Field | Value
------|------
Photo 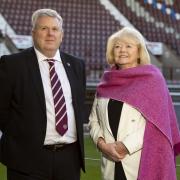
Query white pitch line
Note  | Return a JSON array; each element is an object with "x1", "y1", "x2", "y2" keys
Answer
[{"x1": 85, "y1": 157, "x2": 100, "y2": 161}]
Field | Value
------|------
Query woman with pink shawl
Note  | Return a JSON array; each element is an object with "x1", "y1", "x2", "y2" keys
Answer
[{"x1": 89, "y1": 27, "x2": 180, "y2": 180}]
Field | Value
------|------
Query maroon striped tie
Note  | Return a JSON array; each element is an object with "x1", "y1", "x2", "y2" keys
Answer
[{"x1": 47, "y1": 59, "x2": 68, "y2": 136}]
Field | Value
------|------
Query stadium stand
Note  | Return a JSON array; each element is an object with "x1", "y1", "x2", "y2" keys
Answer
[
  {"x1": 0, "y1": 0, "x2": 122, "y2": 83},
  {"x1": 110, "y1": 0, "x2": 180, "y2": 55},
  {"x1": 0, "y1": 0, "x2": 180, "y2": 123}
]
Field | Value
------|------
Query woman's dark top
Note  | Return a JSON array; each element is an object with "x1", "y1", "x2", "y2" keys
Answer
[{"x1": 108, "y1": 99, "x2": 127, "y2": 180}]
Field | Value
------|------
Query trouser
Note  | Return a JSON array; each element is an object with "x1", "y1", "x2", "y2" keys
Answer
[{"x1": 7, "y1": 142, "x2": 80, "y2": 180}]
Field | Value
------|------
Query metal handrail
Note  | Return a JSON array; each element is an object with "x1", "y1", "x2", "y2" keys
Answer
[{"x1": 170, "y1": 92, "x2": 180, "y2": 96}]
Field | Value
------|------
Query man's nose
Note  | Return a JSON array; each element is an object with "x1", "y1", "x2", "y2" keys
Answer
[{"x1": 47, "y1": 29, "x2": 54, "y2": 35}]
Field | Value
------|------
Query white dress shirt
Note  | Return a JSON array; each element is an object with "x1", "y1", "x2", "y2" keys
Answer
[{"x1": 34, "y1": 48, "x2": 77, "y2": 145}]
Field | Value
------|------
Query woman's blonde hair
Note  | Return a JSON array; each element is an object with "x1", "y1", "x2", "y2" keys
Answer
[{"x1": 106, "y1": 27, "x2": 151, "y2": 65}]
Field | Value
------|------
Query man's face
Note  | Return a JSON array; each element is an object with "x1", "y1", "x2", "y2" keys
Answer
[{"x1": 32, "y1": 16, "x2": 63, "y2": 57}]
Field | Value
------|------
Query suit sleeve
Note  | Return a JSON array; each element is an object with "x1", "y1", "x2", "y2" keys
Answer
[
  {"x1": 81, "y1": 60, "x2": 86, "y2": 96},
  {"x1": 89, "y1": 97, "x2": 104, "y2": 145},
  {"x1": 0, "y1": 56, "x2": 12, "y2": 131},
  {"x1": 78, "y1": 59, "x2": 86, "y2": 123}
]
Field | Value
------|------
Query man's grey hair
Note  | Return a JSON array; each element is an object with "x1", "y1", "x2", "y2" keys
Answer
[{"x1": 32, "y1": 9, "x2": 63, "y2": 30}]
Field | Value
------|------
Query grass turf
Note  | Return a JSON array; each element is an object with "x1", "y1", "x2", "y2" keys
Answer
[{"x1": 0, "y1": 136, "x2": 180, "y2": 179}]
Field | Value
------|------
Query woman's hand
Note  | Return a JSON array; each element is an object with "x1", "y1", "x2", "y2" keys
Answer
[
  {"x1": 97, "y1": 138, "x2": 122, "y2": 162},
  {"x1": 115, "y1": 141, "x2": 129, "y2": 159}
]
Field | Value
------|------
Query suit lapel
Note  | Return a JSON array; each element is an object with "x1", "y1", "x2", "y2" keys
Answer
[
  {"x1": 60, "y1": 52, "x2": 77, "y2": 100},
  {"x1": 101, "y1": 98, "x2": 114, "y2": 136},
  {"x1": 26, "y1": 48, "x2": 46, "y2": 114}
]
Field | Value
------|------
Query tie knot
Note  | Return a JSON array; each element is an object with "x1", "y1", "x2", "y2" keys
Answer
[{"x1": 46, "y1": 59, "x2": 55, "y2": 67}]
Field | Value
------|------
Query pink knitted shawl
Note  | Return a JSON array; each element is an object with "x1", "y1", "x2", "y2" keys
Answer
[{"x1": 96, "y1": 65, "x2": 180, "y2": 180}]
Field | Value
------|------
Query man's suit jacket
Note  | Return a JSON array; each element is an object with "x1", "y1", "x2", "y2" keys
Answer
[
  {"x1": 0, "y1": 47, "x2": 86, "y2": 173},
  {"x1": 89, "y1": 97, "x2": 146, "y2": 180}
]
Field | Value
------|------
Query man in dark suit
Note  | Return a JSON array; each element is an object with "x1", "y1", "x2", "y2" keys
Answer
[{"x1": 0, "y1": 8, "x2": 86, "y2": 180}]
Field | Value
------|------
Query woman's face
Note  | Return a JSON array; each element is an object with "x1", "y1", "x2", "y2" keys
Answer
[{"x1": 113, "y1": 39, "x2": 140, "y2": 69}]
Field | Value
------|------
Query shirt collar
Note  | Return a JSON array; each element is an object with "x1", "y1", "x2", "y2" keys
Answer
[{"x1": 34, "y1": 47, "x2": 62, "y2": 62}]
